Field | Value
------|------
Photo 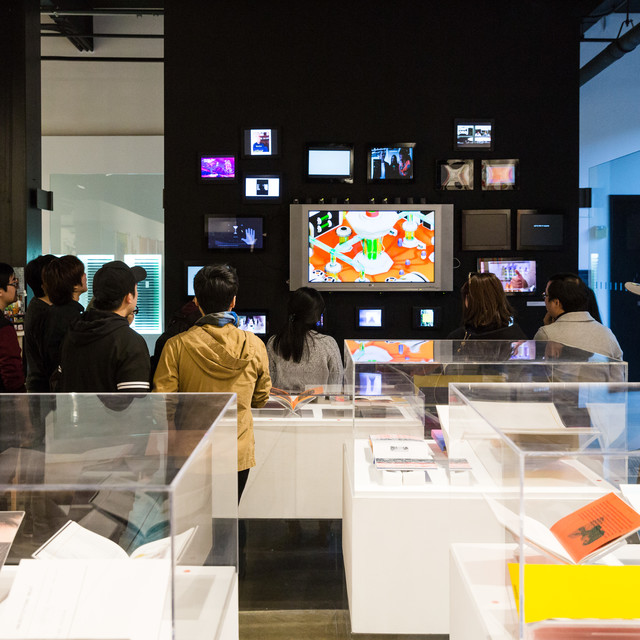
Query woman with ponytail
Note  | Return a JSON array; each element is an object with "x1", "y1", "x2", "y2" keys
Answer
[{"x1": 267, "y1": 287, "x2": 343, "y2": 391}]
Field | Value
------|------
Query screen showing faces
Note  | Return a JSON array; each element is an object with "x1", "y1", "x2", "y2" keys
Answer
[
  {"x1": 307, "y1": 209, "x2": 435, "y2": 285},
  {"x1": 478, "y1": 258, "x2": 537, "y2": 294},
  {"x1": 244, "y1": 175, "x2": 281, "y2": 201},
  {"x1": 368, "y1": 144, "x2": 415, "y2": 181},
  {"x1": 243, "y1": 128, "x2": 279, "y2": 157},
  {"x1": 455, "y1": 120, "x2": 493, "y2": 149},
  {"x1": 205, "y1": 216, "x2": 263, "y2": 249},
  {"x1": 187, "y1": 265, "x2": 204, "y2": 296},
  {"x1": 357, "y1": 308, "x2": 383, "y2": 328},
  {"x1": 307, "y1": 146, "x2": 353, "y2": 181},
  {"x1": 200, "y1": 155, "x2": 236, "y2": 180},
  {"x1": 237, "y1": 312, "x2": 267, "y2": 335}
]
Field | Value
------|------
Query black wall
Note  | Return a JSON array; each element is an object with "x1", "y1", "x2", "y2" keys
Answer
[{"x1": 164, "y1": 1, "x2": 581, "y2": 345}]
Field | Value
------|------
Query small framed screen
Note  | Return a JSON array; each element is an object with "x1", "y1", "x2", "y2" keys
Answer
[
  {"x1": 236, "y1": 310, "x2": 268, "y2": 335},
  {"x1": 367, "y1": 143, "x2": 415, "y2": 182},
  {"x1": 477, "y1": 257, "x2": 537, "y2": 294},
  {"x1": 461, "y1": 209, "x2": 511, "y2": 251},
  {"x1": 242, "y1": 128, "x2": 279, "y2": 157},
  {"x1": 200, "y1": 154, "x2": 236, "y2": 182},
  {"x1": 412, "y1": 306, "x2": 441, "y2": 329},
  {"x1": 307, "y1": 144, "x2": 354, "y2": 183},
  {"x1": 481, "y1": 159, "x2": 519, "y2": 190},
  {"x1": 517, "y1": 210, "x2": 564, "y2": 250},
  {"x1": 205, "y1": 216, "x2": 264, "y2": 250},
  {"x1": 356, "y1": 307, "x2": 384, "y2": 328},
  {"x1": 454, "y1": 119, "x2": 494, "y2": 150},
  {"x1": 244, "y1": 174, "x2": 281, "y2": 202},
  {"x1": 186, "y1": 264, "x2": 204, "y2": 296},
  {"x1": 358, "y1": 372, "x2": 382, "y2": 396}
]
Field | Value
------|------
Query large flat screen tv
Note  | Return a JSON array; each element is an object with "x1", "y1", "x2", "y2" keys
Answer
[{"x1": 289, "y1": 204, "x2": 454, "y2": 292}]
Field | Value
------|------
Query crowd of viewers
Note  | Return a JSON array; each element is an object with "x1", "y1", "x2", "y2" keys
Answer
[{"x1": 0, "y1": 256, "x2": 624, "y2": 496}]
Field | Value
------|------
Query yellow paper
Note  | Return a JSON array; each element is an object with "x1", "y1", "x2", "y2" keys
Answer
[{"x1": 508, "y1": 563, "x2": 640, "y2": 623}]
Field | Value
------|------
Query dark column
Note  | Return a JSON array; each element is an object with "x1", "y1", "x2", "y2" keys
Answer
[{"x1": 0, "y1": 0, "x2": 42, "y2": 266}]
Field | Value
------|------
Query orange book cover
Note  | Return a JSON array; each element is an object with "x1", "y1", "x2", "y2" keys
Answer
[
  {"x1": 549, "y1": 492, "x2": 640, "y2": 563},
  {"x1": 268, "y1": 386, "x2": 324, "y2": 411}
]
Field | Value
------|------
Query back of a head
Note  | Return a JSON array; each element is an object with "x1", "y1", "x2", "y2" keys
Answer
[
  {"x1": 547, "y1": 273, "x2": 589, "y2": 313},
  {"x1": 43, "y1": 255, "x2": 85, "y2": 306},
  {"x1": 462, "y1": 272, "x2": 513, "y2": 328},
  {"x1": 25, "y1": 254, "x2": 55, "y2": 298},
  {"x1": 92, "y1": 260, "x2": 146, "y2": 312},
  {"x1": 193, "y1": 264, "x2": 239, "y2": 314},
  {"x1": 0, "y1": 262, "x2": 14, "y2": 291}
]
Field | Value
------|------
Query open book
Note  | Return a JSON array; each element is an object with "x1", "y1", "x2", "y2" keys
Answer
[
  {"x1": 33, "y1": 519, "x2": 196, "y2": 561},
  {"x1": 369, "y1": 434, "x2": 435, "y2": 470},
  {"x1": 268, "y1": 386, "x2": 324, "y2": 413},
  {"x1": 487, "y1": 493, "x2": 640, "y2": 564}
]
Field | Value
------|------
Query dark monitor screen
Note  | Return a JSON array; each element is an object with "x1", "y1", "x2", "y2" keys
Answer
[
  {"x1": 461, "y1": 210, "x2": 511, "y2": 251},
  {"x1": 357, "y1": 307, "x2": 384, "y2": 328},
  {"x1": 367, "y1": 143, "x2": 415, "y2": 182},
  {"x1": 200, "y1": 155, "x2": 236, "y2": 181},
  {"x1": 455, "y1": 119, "x2": 494, "y2": 149},
  {"x1": 517, "y1": 211, "x2": 564, "y2": 250},
  {"x1": 477, "y1": 258, "x2": 537, "y2": 294},
  {"x1": 242, "y1": 128, "x2": 279, "y2": 157},
  {"x1": 205, "y1": 216, "x2": 264, "y2": 250},
  {"x1": 307, "y1": 145, "x2": 354, "y2": 183}
]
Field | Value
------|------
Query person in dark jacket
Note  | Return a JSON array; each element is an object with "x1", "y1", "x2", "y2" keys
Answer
[
  {"x1": 0, "y1": 263, "x2": 26, "y2": 393},
  {"x1": 58, "y1": 261, "x2": 150, "y2": 392},
  {"x1": 447, "y1": 271, "x2": 527, "y2": 340}
]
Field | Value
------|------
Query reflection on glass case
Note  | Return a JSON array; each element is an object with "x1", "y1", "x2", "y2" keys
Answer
[{"x1": 0, "y1": 393, "x2": 238, "y2": 640}]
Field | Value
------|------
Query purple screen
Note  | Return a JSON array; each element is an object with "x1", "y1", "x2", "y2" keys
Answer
[{"x1": 201, "y1": 156, "x2": 236, "y2": 180}]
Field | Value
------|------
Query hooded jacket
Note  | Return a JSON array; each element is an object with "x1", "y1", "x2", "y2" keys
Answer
[
  {"x1": 152, "y1": 321, "x2": 271, "y2": 471},
  {"x1": 58, "y1": 308, "x2": 150, "y2": 392}
]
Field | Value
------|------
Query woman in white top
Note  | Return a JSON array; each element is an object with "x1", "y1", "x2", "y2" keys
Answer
[{"x1": 266, "y1": 287, "x2": 343, "y2": 392}]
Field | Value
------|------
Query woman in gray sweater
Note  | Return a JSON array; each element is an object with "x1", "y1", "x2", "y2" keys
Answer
[{"x1": 266, "y1": 287, "x2": 343, "y2": 392}]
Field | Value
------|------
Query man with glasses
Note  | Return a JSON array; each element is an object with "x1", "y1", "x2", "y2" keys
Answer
[
  {"x1": 57, "y1": 261, "x2": 150, "y2": 392},
  {"x1": 0, "y1": 263, "x2": 25, "y2": 393}
]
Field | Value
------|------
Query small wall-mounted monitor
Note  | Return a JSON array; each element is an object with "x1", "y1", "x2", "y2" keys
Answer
[
  {"x1": 242, "y1": 128, "x2": 279, "y2": 157},
  {"x1": 200, "y1": 154, "x2": 236, "y2": 182},
  {"x1": 412, "y1": 306, "x2": 441, "y2": 329},
  {"x1": 367, "y1": 143, "x2": 415, "y2": 182},
  {"x1": 461, "y1": 209, "x2": 511, "y2": 251},
  {"x1": 236, "y1": 310, "x2": 268, "y2": 335},
  {"x1": 205, "y1": 216, "x2": 264, "y2": 250},
  {"x1": 455, "y1": 119, "x2": 494, "y2": 150},
  {"x1": 356, "y1": 307, "x2": 384, "y2": 328},
  {"x1": 244, "y1": 175, "x2": 281, "y2": 202},
  {"x1": 306, "y1": 144, "x2": 354, "y2": 183},
  {"x1": 358, "y1": 372, "x2": 382, "y2": 396},
  {"x1": 481, "y1": 159, "x2": 519, "y2": 190},
  {"x1": 186, "y1": 264, "x2": 204, "y2": 296},
  {"x1": 477, "y1": 257, "x2": 537, "y2": 294},
  {"x1": 517, "y1": 210, "x2": 564, "y2": 250}
]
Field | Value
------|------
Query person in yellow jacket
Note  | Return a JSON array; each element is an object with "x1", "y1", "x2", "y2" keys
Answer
[{"x1": 153, "y1": 264, "x2": 271, "y2": 501}]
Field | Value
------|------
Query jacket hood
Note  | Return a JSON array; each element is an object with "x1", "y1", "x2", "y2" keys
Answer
[
  {"x1": 182, "y1": 324, "x2": 256, "y2": 379},
  {"x1": 65, "y1": 308, "x2": 129, "y2": 347}
]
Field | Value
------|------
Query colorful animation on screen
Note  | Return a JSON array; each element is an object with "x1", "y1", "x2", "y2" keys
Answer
[
  {"x1": 307, "y1": 209, "x2": 435, "y2": 284},
  {"x1": 200, "y1": 156, "x2": 235, "y2": 179}
]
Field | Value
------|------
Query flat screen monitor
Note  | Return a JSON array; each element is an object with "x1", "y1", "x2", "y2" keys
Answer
[
  {"x1": 357, "y1": 307, "x2": 384, "y2": 328},
  {"x1": 242, "y1": 128, "x2": 279, "y2": 157},
  {"x1": 454, "y1": 119, "x2": 494, "y2": 150},
  {"x1": 367, "y1": 143, "x2": 415, "y2": 182},
  {"x1": 244, "y1": 175, "x2": 281, "y2": 202},
  {"x1": 358, "y1": 372, "x2": 382, "y2": 396},
  {"x1": 477, "y1": 257, "x2": 537, "y2": 294},
  {"x1": 186, "y1": 264, "x2": 204, "y2": 296},
  {"x1": 306, "y1": 144, "x2": 354, "y2": 183},
  {"x1": 236, "y1": 310, "x2": 268, "y2": 335},
  {"x1": 412, "y1": 306, "x2": 441, "y2": 329},
  {"x1": 205, "y1": 216, "x2": 264, "y2": 250},
  {"x1": 200, "y1": 154, "x2": 236, "y2": 182},
  {"x1": 461, "y1": 209, "x2": 511, "y2": 251},
  {"x1": 289, "y1": 204, "x2": 454, "y2": 292},
  {"x1": 481, "y1": 159, "x2": 519, "y2": 190},
  {"x1": 517, "y1": 210, "x2": 564, "y2": 250}
]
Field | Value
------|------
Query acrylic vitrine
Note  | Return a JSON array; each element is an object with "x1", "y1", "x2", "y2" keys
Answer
[
  {"x1": 447, "y1": 382, "x2": 640, "y2": 640},
  {"x1": 0, "y1": 392, "x2": 238, "y2": 640}
]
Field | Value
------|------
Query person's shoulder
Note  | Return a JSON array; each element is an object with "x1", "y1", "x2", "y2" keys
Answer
[{"x1": 447, "y1": 326, "x2": 466, "y2": 339}]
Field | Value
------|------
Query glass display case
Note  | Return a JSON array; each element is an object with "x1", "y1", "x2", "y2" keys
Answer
[
  {"x1": 0, "y1": 392, "x2": 238, "y2": 640},
  {"x1": 448, "y1": 382, "x2": 640, "y2": 640}
]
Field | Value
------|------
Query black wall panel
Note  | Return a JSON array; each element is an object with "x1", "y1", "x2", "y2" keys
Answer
[{"x1": 164, "y1": 1, "x2": 581, "y2": 344}]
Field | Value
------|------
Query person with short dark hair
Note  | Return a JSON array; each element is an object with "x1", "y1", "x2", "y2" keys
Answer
[
  {"x1": 58, "y1": 260, "x2": 150, "y2": 392},
  {"x1": 153, "y1": 264, "x2": 271, "y2": 501},
  {"x1": 447, "y1": 272, "x2": 527, "y2": 340},
  {"x1": 267, "y1": 287, "x2": 343, "y2": 391},
  {"x1": 534, "y1": 273, "x2": 622, "y2": 359},
  {"x1": 24, "y1": 254, "x2": 55, "y2": 392},
  {"x1": 0, "y1": 263, "x2": 25, "y2": 393}
]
